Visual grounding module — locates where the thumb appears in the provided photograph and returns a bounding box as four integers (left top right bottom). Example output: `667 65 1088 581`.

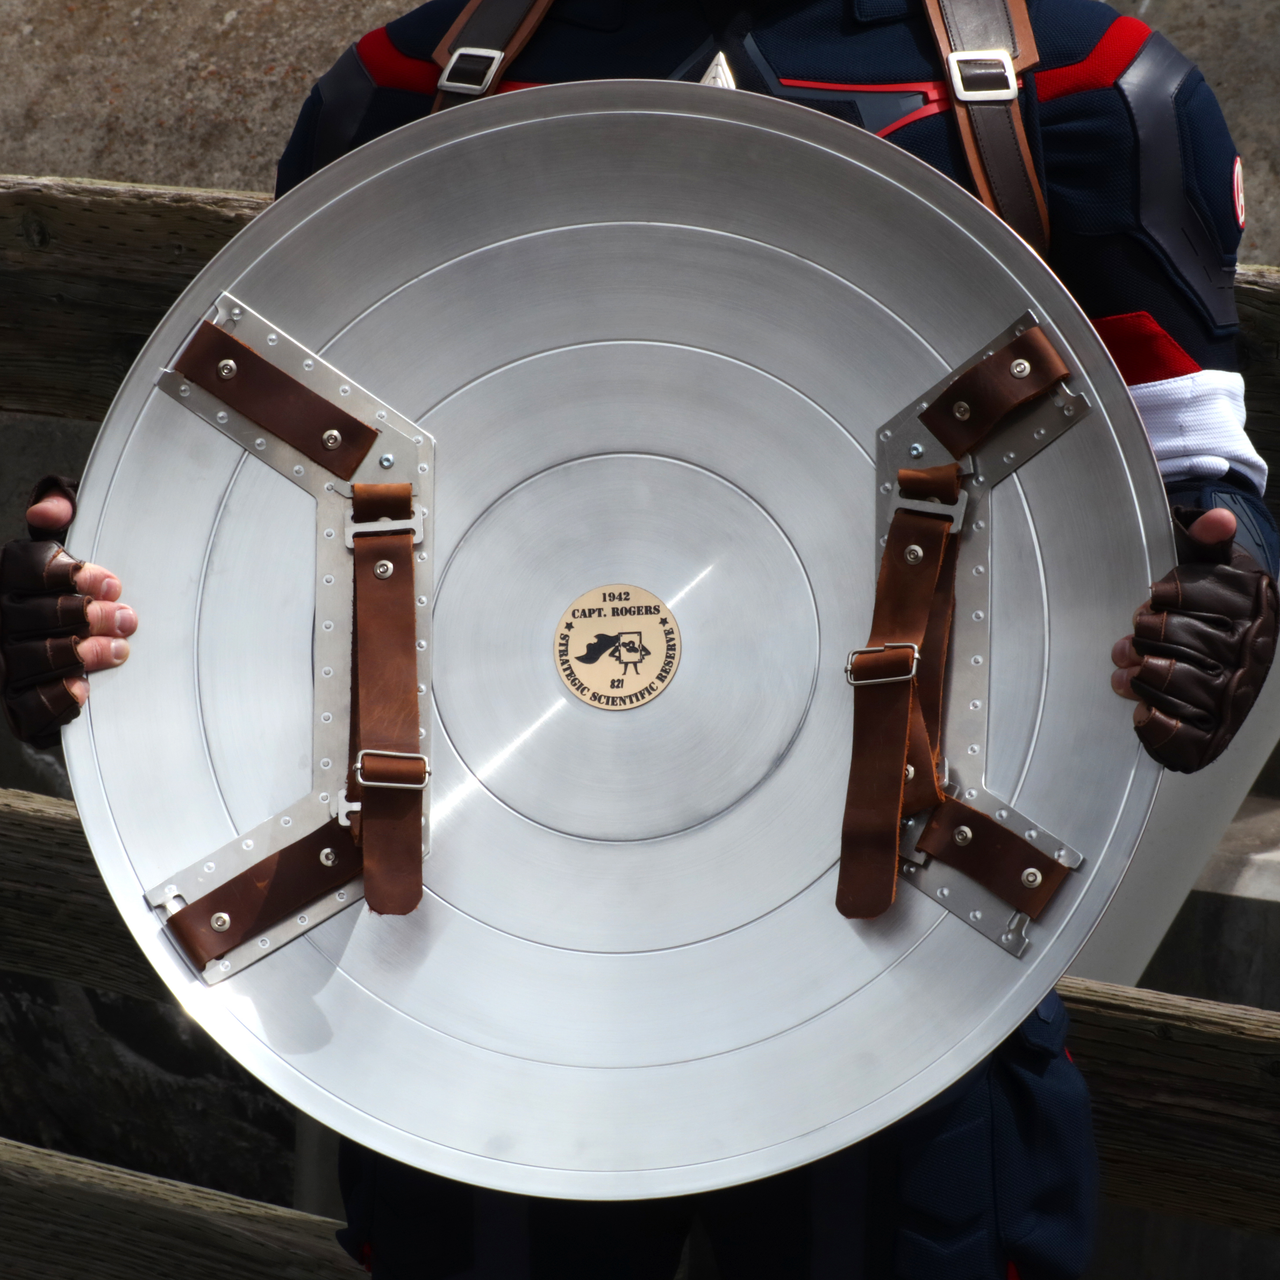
1187 507 1236 547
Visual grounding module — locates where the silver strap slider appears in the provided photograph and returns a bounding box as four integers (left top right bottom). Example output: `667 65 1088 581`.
946 49 1018 103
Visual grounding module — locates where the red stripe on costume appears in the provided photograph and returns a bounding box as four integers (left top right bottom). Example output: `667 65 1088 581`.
779 77 948 99
1035 16 1151 102
356 27 440 94
1093 311 1202 385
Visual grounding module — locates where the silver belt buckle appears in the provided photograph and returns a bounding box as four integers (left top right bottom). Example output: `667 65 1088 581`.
356 749 431 790
946 49 1017 103
846 642 920 687
439 46 504 96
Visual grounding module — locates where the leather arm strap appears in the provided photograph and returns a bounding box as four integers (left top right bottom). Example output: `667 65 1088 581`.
920 0 1050 253
431 0 558 112
349 483 427 915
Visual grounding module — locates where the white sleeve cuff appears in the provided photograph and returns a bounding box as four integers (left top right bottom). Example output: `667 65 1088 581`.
1129 369 1267 494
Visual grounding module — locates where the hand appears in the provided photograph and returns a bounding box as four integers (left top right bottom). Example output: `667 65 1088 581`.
0 483 137 747
24 491 135 705
1111 507 1279 772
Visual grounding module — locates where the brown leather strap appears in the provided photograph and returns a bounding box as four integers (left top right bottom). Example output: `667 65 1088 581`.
166 820 361 968
175 322 380 480
919 326 1069 457
431 0 558 112
915 798 1069 918
350 484 426 915
920 0 1050 252
838 502 955 918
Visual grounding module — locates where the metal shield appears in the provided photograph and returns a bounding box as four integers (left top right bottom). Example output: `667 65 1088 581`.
66 80 1184 1198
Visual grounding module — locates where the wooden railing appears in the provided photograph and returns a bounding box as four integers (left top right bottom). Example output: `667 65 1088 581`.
4 785 1280 1238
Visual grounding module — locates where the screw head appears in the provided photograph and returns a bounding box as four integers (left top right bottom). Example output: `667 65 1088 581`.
217 358 237 380
211 911 231 932
1021 867 1043 888
952 400 971 421
953 825 973 847
322 429 342 450
904 543 924 565
319 848 337 867
908 442 925 458
379 453 395 469
1010 358 1031 379
374 559 394 579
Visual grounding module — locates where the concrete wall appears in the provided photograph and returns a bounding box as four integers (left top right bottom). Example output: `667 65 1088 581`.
0 0 1275 261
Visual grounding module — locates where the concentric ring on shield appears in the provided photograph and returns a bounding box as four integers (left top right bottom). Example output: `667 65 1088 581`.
555 585 682 710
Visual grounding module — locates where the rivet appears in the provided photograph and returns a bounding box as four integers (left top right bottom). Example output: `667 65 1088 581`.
241 839 253 851
416 640 427 651
996 809 1008 820
303 359 314 371
323 575 334 585
323 620 334 631
952 401 971 421
254 437 265 450
322 712 332 723
905 763 915 781
1010 358 1031 379
964 788 977 799
298 915 309 925
267 333 278 345
320 848 337 866
374 559 394 579
281 816 292 827
322 666 333 678
417 683 427 695
1003 452 1016 464
1025 829 1039 841
971 654 983 666
318 792 329 803
967 743 980 754
322 429 342 450
880 428 892 441
417 552 428 563
972 610 985 621
203 861 215 873
953 825 973 846
909 442 925 458
879 482 892 494
969 699 982 710
216 411 228 424
417 596 428 606
970 910 983 922
293 464 304 476
320 758 332 769
1064 404 1075 418
904 543 924 565
324 528 335 539
179 384 190 397
231 307 243 319
211 911 231 932
379 453 395 469
220 960 231 971
217 358 237 380
339 385 351 396
336 890 348 903
418 463 429 474
258 937 270 949
1021 867 1043 888
973 564 985 576
937 886 950 898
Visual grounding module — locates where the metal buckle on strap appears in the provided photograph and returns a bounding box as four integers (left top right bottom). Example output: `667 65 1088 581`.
355 750 431 790
946 49 1017 103
345 505 425 548
893 485 968 533
439 46 504 95
846 642 920 687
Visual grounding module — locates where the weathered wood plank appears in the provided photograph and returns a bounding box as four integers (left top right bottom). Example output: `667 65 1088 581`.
0 174 268 419
6 784 1280 1232
0 787 164 1002
0 1135 353 1280
1057 974 1280 1234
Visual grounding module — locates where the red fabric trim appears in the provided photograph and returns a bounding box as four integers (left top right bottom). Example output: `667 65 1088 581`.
1008 1264 1021 1280
879 100 950 138
1092 311 1202 385
1035 16 1151 103
780 77 948 101
496 80 542 93
356 27 440 94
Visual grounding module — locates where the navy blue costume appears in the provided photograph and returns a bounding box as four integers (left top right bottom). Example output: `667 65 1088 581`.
275 3 1277 1277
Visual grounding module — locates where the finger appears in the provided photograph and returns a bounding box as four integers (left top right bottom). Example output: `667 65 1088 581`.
66 676 89 706
79 636 130 675
73 562 122 602
1112 635 1139 668
86 600 137 638
26 493 74 531
1188 508 1237 546
1111 664 1143 701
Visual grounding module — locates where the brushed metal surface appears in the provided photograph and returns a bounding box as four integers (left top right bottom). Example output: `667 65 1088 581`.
62 81 1196 1197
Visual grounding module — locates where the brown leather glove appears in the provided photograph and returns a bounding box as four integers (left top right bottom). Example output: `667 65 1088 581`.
1130 507 1279 773
0 475 89 748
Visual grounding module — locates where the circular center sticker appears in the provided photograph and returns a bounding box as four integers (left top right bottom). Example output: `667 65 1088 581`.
555 584 681 710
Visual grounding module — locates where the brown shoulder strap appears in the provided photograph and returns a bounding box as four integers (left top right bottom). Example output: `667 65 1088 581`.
431 0 559 112
920 0 1050 253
